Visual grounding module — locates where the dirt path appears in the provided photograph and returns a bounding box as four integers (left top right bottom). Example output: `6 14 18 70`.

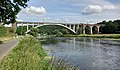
0 39 19 60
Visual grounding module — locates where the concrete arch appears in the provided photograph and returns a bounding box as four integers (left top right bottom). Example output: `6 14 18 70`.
26 24 77 34
99 26 103 34
92 26 98 34
85 26 91 34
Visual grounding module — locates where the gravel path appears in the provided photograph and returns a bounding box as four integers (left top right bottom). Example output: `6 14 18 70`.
0 39 19 60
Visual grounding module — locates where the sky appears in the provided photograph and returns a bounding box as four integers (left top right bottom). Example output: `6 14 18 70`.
17 0 120 24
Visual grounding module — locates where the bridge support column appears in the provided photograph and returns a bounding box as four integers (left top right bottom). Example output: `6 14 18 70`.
90 26 93 34
83 25 86 34
73 25 75 31
38 23 40 26
77 25 79 29
64 24 67 27
32 23 34 28
27 23 29 31
96 26 100 34
69 24 71 29
20 23 23 35
21 23 23 26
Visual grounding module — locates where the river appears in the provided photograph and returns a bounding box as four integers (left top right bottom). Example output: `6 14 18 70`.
40 37 120 70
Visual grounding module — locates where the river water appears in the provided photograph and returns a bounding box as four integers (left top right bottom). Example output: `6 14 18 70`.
40 37 120 70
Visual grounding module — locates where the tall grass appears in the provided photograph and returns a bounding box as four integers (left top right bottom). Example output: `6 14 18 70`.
0 36 79 70
0 36 46 70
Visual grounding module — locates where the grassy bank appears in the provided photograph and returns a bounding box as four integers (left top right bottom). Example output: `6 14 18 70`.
0 36 78 70
0 25 16 44
0 36 47 70
62 34 120 39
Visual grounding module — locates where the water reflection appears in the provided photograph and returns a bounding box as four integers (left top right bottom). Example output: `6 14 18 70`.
41 37 120 70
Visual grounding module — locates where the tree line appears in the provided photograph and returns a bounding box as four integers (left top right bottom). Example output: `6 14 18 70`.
98 20 120 34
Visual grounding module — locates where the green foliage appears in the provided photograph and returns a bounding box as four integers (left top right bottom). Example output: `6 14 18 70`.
38 25 73 36
16 26 27 35
0 26 6 37
0 0 29 24
45 58 79 70
98 20 120 34
29 28 39 37
76 26 83 34
0 25 16 37
0 36 46 70
102 21 118 34
8 27 15 33
114 20 120 33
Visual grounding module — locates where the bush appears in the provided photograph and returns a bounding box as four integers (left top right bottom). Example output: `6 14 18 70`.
0 41 3 44
0 26 6 37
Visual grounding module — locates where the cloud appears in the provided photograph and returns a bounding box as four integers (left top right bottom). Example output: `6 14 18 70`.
24 6 46 15
81 5 102 15
102 5 116 11
16 19 23 22
81 5 116 15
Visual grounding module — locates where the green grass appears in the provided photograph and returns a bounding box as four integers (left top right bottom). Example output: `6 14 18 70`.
0 36 79 70
61 34 120 39
0 36 47 70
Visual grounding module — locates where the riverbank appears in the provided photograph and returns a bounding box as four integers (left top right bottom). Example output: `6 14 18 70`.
0 36 47 70
0 36 78 70
0 37 15 44
61 34 120 40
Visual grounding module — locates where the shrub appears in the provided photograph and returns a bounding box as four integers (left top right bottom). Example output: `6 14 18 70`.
0 41 3 44
0 26 6 37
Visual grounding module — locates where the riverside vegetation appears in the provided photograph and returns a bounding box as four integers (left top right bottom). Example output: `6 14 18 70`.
0 25 16 44
62 34 120 39
0 36 78 70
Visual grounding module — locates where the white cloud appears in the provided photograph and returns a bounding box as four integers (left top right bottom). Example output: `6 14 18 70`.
81 5 116 15
16 19 23 22
102 5 116 11
81 5 102 15
24 6 46 15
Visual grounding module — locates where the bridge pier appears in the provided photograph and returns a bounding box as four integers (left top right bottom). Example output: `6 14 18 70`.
73 25 75 31
32 23 34 28
27 23 29 31
83 25 86 34
96 26 100 34
77 25 79 29
69 24 71 29
90 26 93 34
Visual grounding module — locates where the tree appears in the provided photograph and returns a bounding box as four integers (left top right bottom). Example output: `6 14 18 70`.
97 20 107 24
102 21 118 34
0 25 7 37
16 26 27 35
0 0 29 24
114 20 120 33
29 28 39 37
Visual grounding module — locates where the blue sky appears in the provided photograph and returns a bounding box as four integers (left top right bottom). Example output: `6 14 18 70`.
17 0 120 24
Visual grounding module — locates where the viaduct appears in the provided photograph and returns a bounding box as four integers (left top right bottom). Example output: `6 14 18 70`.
16 22 104 34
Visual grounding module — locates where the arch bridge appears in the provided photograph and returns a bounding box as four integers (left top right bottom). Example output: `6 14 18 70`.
16 22 105 34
